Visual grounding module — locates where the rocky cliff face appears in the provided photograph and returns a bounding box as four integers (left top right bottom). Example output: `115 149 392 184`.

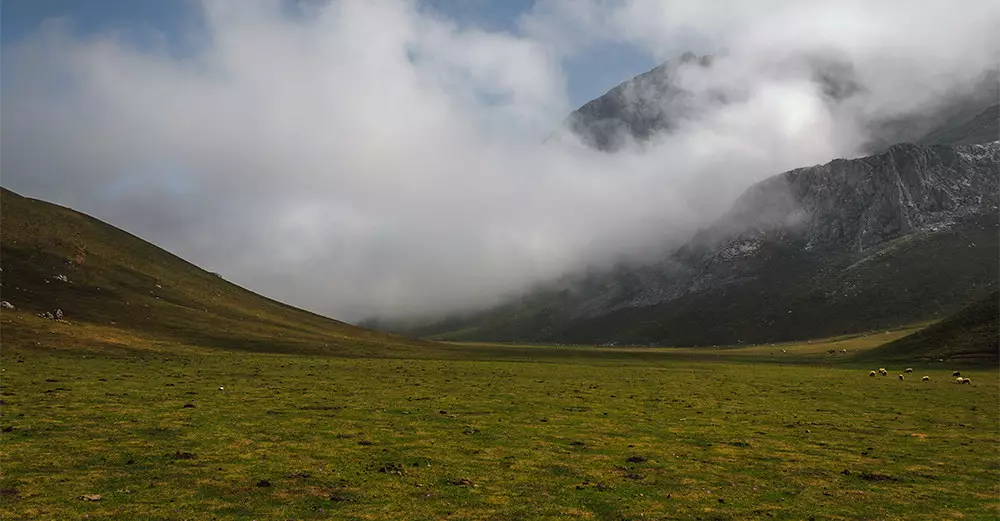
590 141 1000 314
720 141 999 252
402 139 999 345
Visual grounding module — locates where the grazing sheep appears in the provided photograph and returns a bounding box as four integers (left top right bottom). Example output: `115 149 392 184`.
878 368 888 376
898 374 904 380
921 376 930 381
869 371 877 377
961 377 971 385
954 377 965 384
952 371 961 377
904 368 913 373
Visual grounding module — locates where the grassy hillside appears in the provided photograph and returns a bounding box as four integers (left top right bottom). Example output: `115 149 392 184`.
0 188 427 357
863 291 999 364
918 103 999 146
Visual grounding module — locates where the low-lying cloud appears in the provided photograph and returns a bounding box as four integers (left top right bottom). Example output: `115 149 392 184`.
3 0 997 321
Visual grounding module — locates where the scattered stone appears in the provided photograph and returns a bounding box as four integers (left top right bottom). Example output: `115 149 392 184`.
170 451 197 460
255 480 272 487
54 309 64 320
0 488 18 497
841 469 851 476
55 274 69 283
38 312 54 320
357 440 374 446
79 494 102 501
288 471 311 479
446 478 476 487
182 403 196 409
376 462 404 475
0 301 13 310
860 472 897 482
626 455 648 464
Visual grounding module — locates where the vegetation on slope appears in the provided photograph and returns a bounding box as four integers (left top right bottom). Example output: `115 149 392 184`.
404 215 999 346
0 188 426 356
863 291 999 364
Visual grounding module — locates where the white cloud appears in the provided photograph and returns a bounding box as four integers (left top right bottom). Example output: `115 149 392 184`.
2 0 997 321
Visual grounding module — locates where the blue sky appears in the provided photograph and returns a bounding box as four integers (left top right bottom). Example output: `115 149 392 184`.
1 0 657 108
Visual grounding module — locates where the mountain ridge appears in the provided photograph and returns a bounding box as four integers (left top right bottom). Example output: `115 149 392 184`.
397 138 999 346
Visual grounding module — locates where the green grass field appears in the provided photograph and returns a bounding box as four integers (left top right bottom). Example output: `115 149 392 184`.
2 332 997 520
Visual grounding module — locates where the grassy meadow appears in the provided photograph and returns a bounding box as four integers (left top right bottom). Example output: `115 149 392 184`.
2 325 997 520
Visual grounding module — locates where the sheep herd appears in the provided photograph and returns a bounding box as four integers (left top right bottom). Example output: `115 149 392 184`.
867 368 971 384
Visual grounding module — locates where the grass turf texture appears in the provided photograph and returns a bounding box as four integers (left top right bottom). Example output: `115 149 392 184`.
2 337 997 520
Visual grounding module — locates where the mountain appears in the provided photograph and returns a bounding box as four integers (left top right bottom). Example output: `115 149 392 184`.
404 136 999 345
394 53 999 346
0 188 427 356
862 291 998 365
555 52 997 154
555 51 713 151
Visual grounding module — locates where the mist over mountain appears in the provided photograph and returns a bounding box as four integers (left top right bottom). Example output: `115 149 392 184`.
2 1 998 324
386 101 999 344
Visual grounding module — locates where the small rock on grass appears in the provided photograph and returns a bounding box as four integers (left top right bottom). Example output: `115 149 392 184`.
79 494 102 501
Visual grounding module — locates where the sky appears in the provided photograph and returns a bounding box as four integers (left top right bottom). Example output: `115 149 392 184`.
0 0 661 109
2 0 998 322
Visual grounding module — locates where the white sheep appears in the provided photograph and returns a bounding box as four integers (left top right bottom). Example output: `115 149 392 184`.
898 374 904 380
954 377 965 384
961 377 971 385
952 371 961 377
921 376 929 381
904 368 913 373
869 370 877 377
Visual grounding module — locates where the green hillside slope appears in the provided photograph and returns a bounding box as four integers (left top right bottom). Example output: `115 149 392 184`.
862 291 998 365
0 188 427 356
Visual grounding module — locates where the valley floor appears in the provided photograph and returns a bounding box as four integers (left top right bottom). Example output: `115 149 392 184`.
1 336 997 520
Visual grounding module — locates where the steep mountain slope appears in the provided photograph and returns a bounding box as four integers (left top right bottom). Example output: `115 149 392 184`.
0 188 427 356
862 291 998 364
556 52 713 151
406 140 999 345
556 52 997 153
917 103 999 147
